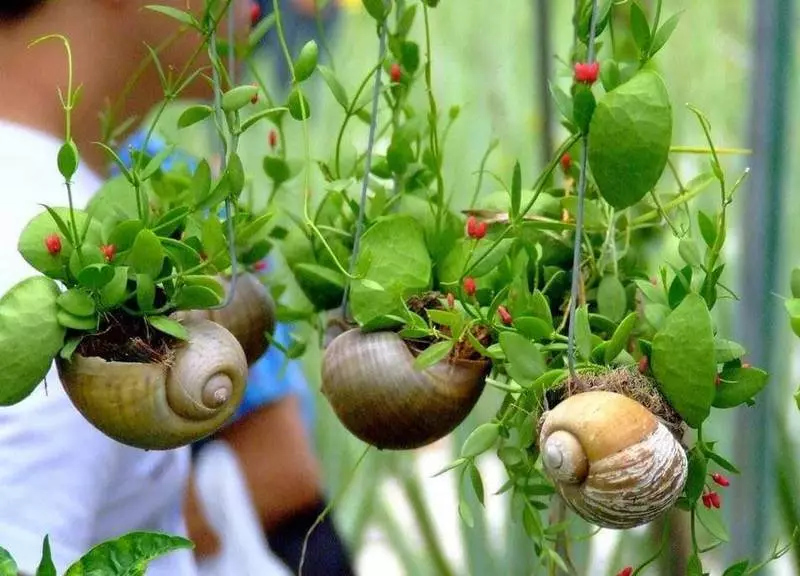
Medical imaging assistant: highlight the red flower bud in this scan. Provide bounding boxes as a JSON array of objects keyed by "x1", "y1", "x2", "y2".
[
  {"x1": 702, "y1": 493, "x2": 712, "y2": 508},
  {"x1": 390, "y1": 63, "x2": 402, "y2": 83},
  {"x1": 617, "y1": 568, "x2": 633, "y2": 576},
  {"x1": 497, "y1": 305, "x2": 512, "y2": 326},
  {"x1": 574, "y1": 61, "x2": 600, "y2": 84},
  {"x1": 269, "y1": 129, "x2": 278, "y2": 150},
  {"x1": 250, "y1": 2, "x2": 261, "y2": 25},
  {"x1": 101, "y1": 244, "x2": 116, "y2": 262},
  {"x1": 466, "y1": 216, "x2": 487, "y2": 240},
  {"x1": 638, "y1": 356, "x2": 649, "y2": 374},
  {"x1": 711, "y1": 473, "x2": 730, "y2": 487},
  {"x1": 709, "y1": 491, "x2": 721, "y2": 509},
  {"x1": 253, "y1": 260, "x2": 267, "y2": 272},
  {"x1": 251, "y1": 84, "x2": 259, "y2": 104},
  {"x1": 463, "y1": 277, "x2": 476, "y2": 297},
  {"x1": 560, "y1": 153, "x2": 571, "y2": 173},
  {"x1": 44, "y1": 233, "x2": 62, "y2": 255},
  {"x1": 446, "y1": 293, "x2": 455, "y2": 309}
]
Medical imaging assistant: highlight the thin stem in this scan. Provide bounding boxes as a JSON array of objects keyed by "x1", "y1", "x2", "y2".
[
  {"x1": 334, "y1": 62, "x2": 383, "y2": 178},
  {"x1": 670, "y1": 145, "x2": 751, "y2": 155},
  {"x1": 422, "y1": 3, "x2": 446, "y2": 237},
  {"x1": 340, "y1": 22, "x2": 388, "y2": 319},
  {"x1": 468, "y1": 139, "x2": 500, "y2": 209}
]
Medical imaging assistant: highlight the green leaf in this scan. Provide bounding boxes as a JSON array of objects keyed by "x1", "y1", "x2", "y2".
[
  {"x1": 679, "y1": 238, "x2": 703, "y2": 268},
  {"x1": 100, "y1": 267, "x2": 130, "y2": 309},
  {"x1": 713, "y1": 365, "x2": 769, "y2": 409},
  {"x1": 144, "y1": 5, "x2": 197, "y2": 27},
  {"x1": 714, "y1": 338, "x2": 746, "y2": 363},
  {"x1": 109, "y1": 220, "x2": 145, "y2": 252},
  {"x1": 127, "y1": 229, "x2": 165, "y2": 278},
  {"x1": 412, "y1": 339, "x2": 453, "y2": 370},
  {"x1": 698, "y1": 210, "x2": 717, "y2": 248},
  {"x1": 57, "y1": 289, "x2": 96, "y2": 317},
  {"x1": 706, "y1": 449, "x2": 740, "y2": 474},
  {"x1": 512, "y1": 316, "x2": 553, "y2": 341},
  {"x1": 239, "y1": 106, "x2": 287, "y2": 133},
  {"x1": 263, "y1": 156, "x2": 292, "y2": 185},
  {"x1": 650, "y1": 11, "x2": 683, "y2": 57},
  {"x1": 60, "y1": 336, "x2": 83, "y2": 361},
  {"x1": 175, "y1": 285, "x2": 222, "y2": 310},
  {"x1": 687, "y1": 554, "x2": 703, "y2": 576},
  {"x1": 318, "y1": 65, "x2": 349, "y2": 110},
  {"x1": 294, "y1": 40, "x2": 319, "y2": 82},
  {"x1": 461, "y1": 423, "x2": 501, "y2": 458},
  {"x1": 458, "y1": 498, "x2": 474, "y2": 528},
  {"x1": 177, "y1": 104, "x2": 213, "y2": 128},
  {"x1": 588, "y1": 70, "x2": 672, "y2": 209},
  {"x1": 221, "y1": 85, "x2": 259, "y2": 113},
  {"x1": 77, "y1": 264, "x2": 116, "y2": 291},
  {"x1": 0, "y1": 277, "x2": 65, "y2": 405},
  {"x1": 575, "y1": 305, "x2": 592, "y2": 361},
  {"x1": 293, "y1": 263, "x2": 346, "y2": 311},
  {"x1": 188, "y1": 160, "x2": 212, "y2": 206},
  {"x1": 36, "y1": 535, "x2": 56, "y2": 576},
  {"x1": 722, "y1": 561, "x2": 749, "y2": 576},
  {"x1": 148, "y1": 316, "x2": 189, "y2": 341},
  {"x1": 350, "y1": 215, "x2": 432, "y2": 330},
  {"x1": 605, "y1": 312, "x2": 637, "y2": 364},
  {"x1": 57, "y1": 309, "x2": 97, "y2": 331},
  {"x1": 201, "y1": 216, "x2": 231, "y2": 271},
  {"x1": 597, "y1": 275, "x2": 627, "y2": 322},
  {"x1": 600, "y1": 59, "x2": 621, "y2": 92},
  {"x1": 469, "y1": 464, "x2": 485, "y2": 506},
  {"x1": 785, "y1": 298, "x2": 800, "y2": 338},
  {"x1": 629, "y1": 1, "x2": 651, "y2": 53},
  {"x1": 57, "y1": 140, "x2": 79, "y2": 180},
  {"x1": 696, "y1": 504, "x2": 729, "y2": 542},
  {"x1": 791, "y1": 268, "x2": 800, "y2": 299},
  {"x1": 64, "y1": 531, "x2": 194, "y2": 576},
  {"x1": 684, "y1": 447, "x2": 707, "y2": 502},
  {"x1": 226, "y1": 152, "x2": 245, "y2": 197},
  {"x1": 651, "y1": 293, "x2": 716, "y2": 427},
  {"x1": 572, "y1": 86, "x2": 596, "y2": 135},
  {"x1": 362, "y1": 0, "x2": 391, "y2": 22},
  {"x1": 0, "y1": 545, "x2": 17, "y2": 576},
  {"x1": 510, "y1": 161, "x2": 521, "y2": 220},
  {"x1": 499, "y1": 332, "x2": 546, "y2": 383},
  {"x1": 136, "y1": 274, "x2": 156, "y2": 312},
  {"x1": 287, "y1": 87, "x2": 311, "y2": 121},
  {"x1": 141, "y1": 144, "x2": 176, "y2": 181}
]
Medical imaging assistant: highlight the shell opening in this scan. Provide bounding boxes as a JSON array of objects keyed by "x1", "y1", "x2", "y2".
[
  {"x1": 542, "y1": 430, "x2": 588, "y2": 484},
  {"x1": 202, "y1": 374, "x2": 233, "y2": 408}
]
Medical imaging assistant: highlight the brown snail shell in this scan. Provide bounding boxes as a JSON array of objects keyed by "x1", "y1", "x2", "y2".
[
  {"x1": 176, "y1": 272, "x2": 276, "y2": 365},
  {"x1": 321, "y1": 329, "x2": 490, "y2": 450},
  {"x1": 56, "y1": 317, "x2": 248, "y2": 450},
  {"x1": 538, "y1": 390, "x2": 688, "y2": 529}
]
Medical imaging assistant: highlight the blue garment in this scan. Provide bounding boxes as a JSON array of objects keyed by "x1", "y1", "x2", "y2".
[{"x1": 113, "y1": 131, "x2": 316, "y2": 435}]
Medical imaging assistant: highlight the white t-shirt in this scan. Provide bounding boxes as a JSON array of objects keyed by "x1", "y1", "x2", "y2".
[{"x1": 0, "y1": 120, "x2": 198, "y2": 576}]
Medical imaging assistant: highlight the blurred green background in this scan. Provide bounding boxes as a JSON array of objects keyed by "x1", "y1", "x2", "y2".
[{"x1": 156, "y1": 0, "x2": 800, "y2": 573}]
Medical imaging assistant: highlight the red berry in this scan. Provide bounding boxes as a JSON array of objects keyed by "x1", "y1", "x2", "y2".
[
  {"x1": 617, "y1": 568, "x2": 634, "y2": 576},
  {"x1": 497, "y1": 305, "x2": 512, "y2": 326},
  {"x1": 101, "y1": 244, "x2": 116, "y2": 262},
  {"x1": 702, "y1": 493, "x2": 712, "y2": 508},
  {"x1": 250, "y1": 2, "x2": 261, "y2": 25},
  {"x1": 638, "y1": 356, "x2": 649, "y2": 374},
  {"x1": 574, "y1": 61, "x2": 600, "y2": 84},
  {"x1": 390, "y1": 63, "x2": 402, "y2": 83},
  {"x1": 711, "y1": 473, "x2": 730, "y2": 487},
  {"x1": 560, "y1": 153, "x2": 571, "y2": 173},
  {"x1": 463, "y1": 277, "x2": 477, "y2": 297},
  {"x1": 709, "y1": 491, "x2": 721, "y2": 509},
  {"x1": 44, "y1": 233, "x2": 62, "y2": 255},
  {"x1": 466, "y1": 216, "x2": 487, "y2": 240},
  {"x1": 269, "y1": 129, "x2": 278, "y2": 150},
  {"x1": 446, "y1": 293, "x2": 455, "y2": 309}
]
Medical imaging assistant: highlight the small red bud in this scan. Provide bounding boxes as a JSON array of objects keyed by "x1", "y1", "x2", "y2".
[
  {"x1": 253, "y1": 260, "x2": 268, "y2": 272},
  {"x1": 711, "y1": 473, "x2": 730, "y2": 487},
  {"x1": 638, "y1": 356, "x2": 649, "y2": 374},
  {"x1": 268, "y1": 129, "x2": 278, "y2": 150},
  {"x1": 497, "y1": 305, "x2": 513, "y2": 326},
  {"x1": 463, "y1": 277, "x2": 477, "y2": 297},
  {"x1": 574, "y1": 61, "x2": 600, "y2": 84},
  {"x1": 446, "y1": 293, "x2": 455, "y2": 309},
  {"x1": 616, "y1": 568, "x2": 633, "y2": 576},
  {"x1": 101, "y1": 244, "x2": 116, "y2": 262},
  {"x1": 44, "y1": 233, "x2": 62, "y2": 255},
  {"x1": 702, "y1": 493, "x2": 712, "y2": 508},
  {"x1": 466, "y1": 216, "x2": 487, "y2": 240},
  {"x1": 390, "y1": 63, "x2": 402, "y2": 83},
  {"x1": 250, "y1": 2, "x2": 261, "y2": 25},
  {"x1": 560, "y1": 153, "x2": 571, "y2": 173},
  {"x1": 709, "y1": 491, "x2": 721, "y2": 509},
  {"x1": 251, "y1": 84, "x2": 259, "y2": 104}
]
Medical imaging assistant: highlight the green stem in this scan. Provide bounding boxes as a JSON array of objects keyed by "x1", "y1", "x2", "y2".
[
  {"x1": 334, "y1": 62, "x2": 383, "y2": 178},
  {"x1": 422, "y1": 3, "x2": 446, "y2": 238},
  {"x1": 468, "y1": 139, "x2": 500, "y2": 209}
]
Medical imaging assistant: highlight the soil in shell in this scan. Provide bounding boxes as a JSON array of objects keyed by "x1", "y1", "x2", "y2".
[{"x1": 75, "y1": 312, "x2": 182, "y2": 364}]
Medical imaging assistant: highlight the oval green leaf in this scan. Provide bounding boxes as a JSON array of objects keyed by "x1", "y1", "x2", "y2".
[
  {"x1": 64, "y1": 531, "x2": 194, "y2": 576},
  {"x1": 127, "y1": 229, "x2": 165, "y2": 278},
  {"x1": 712, "y1": 365, "x2": 769, "y2": 409},
  {"x1": 57, "y1": 289, "x2": 96, "y2": 317},
  {"x1": 148, "y1": 316, "x2": 189, "y2": 341}
]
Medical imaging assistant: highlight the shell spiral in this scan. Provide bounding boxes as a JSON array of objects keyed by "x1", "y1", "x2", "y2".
[
  {"x1": 321, "y1": 329, "x2": 489, "y2": 450},
  {"x1": 57, "y1": 317, "x2": 248, "y2": 450},
  {"x1": 538, "y1": 390, "x2": 688, "y2": 529}
]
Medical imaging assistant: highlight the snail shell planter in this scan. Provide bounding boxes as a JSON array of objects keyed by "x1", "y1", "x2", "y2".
[
  {"x1": 321, "y1": 328, "x2": 491, "y2": 450},
  {"x1": 537, "y1": 370, "x2": 689, "y2": 529},
  {"x1": 56, "y1": 314, "x2": 248, "y2": 451},
  {"x1": 174, "y1": 271, "x2": 276, "y2": 365}
]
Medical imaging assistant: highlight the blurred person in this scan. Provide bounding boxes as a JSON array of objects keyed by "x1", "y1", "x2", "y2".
[{"x1": 0, "y1": 1, "x2": 250, "y2": 575}]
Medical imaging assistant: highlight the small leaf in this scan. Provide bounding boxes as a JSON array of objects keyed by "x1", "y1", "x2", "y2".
[
  {"x1": 109, "y1": 220, "x2": 145, "y2": 252},
  {"x1": 696, "y1": 504, "x2": 730, "y2": 542},
  {"x1": 597, "y1": 275, "x2": 627, "y2": 322},
  {"x1": 287, "y1": 87, "x2": 311, "y2": 121},
  {"x1": 413, "y1": 339, "x2": 453, "y2": 370},
  {"x1": 57, "y1": 289, "x2": 96, "y2": 317},
  {"x1": 630, "y1": 1, "x2": 652, "y2": 53},
  {"x1": 57, "y1": 309, "x2": 97, "y2": 331},
  {"x1": 57, "y1": 140, "x2": 79, "y2": 180},
  {"x1": 144, "y1": 5, "x2": 198, "y2": 27},
  {"x1": 714, "y1": 338, "x2": 746, "y2": 363},
  {"x1": 64, "y1": 531, "x2": 194, "y2": 576},
  {"x1": 60, "y1": 336, "x2": 83, "y2": 361},
  {"x1": 458, "y1": 498, "x2": 474, "y2": 528},
  {"x1": 722, "y1": 561, "x2": 749, "y2": 576},
  {"x1": 175, "y1": 285, "x2": 222, "y2": 310},
  {"x1": 148, "y1": 316, "x2": 189, "y2": 340},
  {"x1": 136, "y1": 274, "x2": 156, "y2": 312},
  {"x1": 189, "y1": 160, "x2": 212, "y2": 206},
  {"x1": 575, "y1": 305, "x2": 592, "y2": 361},
  {"x1": 140, "y1": 144, "x2": 176, "y2": 180},
  {"x1": 572, "y1": 86, "x2": 596, "y2": 135},
  {"x1": 221, "y1": 85, "x2": 259, "y2": 113},
  {"x1": 77, "y1": 263, "x2": 115, "y2": 291},
  {"x1": 713, "y1": 365, "x2": 769, "y2": 408},
  {"x1": 226, "y1": 152, "x2": 245, "y2": 197},
  {"x1": 128, "y1": 229, "x2": 165, "y2": 278},
  {"x1": 510, "y1": 161, "x2": 521, "y2": 220},
  {"x1": 100, "y1": 266, "x2": 130, "y2": 309},
  {"x1": 684, "y1": 447, "x2": 707, "y2": 502},
  {"x1": 650, "y1": 11, "x2": 683, "y2": 57},
  {"x1": 318, "y1": 65, "x2": 349, "y2": 110},
  {"x1": 500, "y1": 332, "x2": 546, "y2": 383},
  {"x1": 469, "y1": 464, "x2": 485, "y2": 506},
  {"x1": 512, "y1": 316, "x2": 553, "y2": 341},
  {"x1": 263, "y1": 156, "x2": 292, "y2": 185},
  {"x1": 698, "y1": 210, "x2": 717, "y2": 248},
  {"x1": 0, "y1": 545, "x2": 17, "y2": 576},
  {"x1": 461, "y1": 423, "x2": 501, "y2": 458},
  {"x1": 791, "y1": 268, "x2": 800, "y2": 299},
  {"x1": 362, "y1": 0, "x2": 391, "y2": 22},
  {"x1": 605, "y1": 312, "x2": 638, "y2": 364},
  {"x1": 294, "y1": 40, "x2": 319, "y2": 82},
  {"x1": 36, "y1": 535, "x2": 57, "y2": 576},
  {"x1": 177, "y1": 105, "x2": 213, "y2": 128},
  {"x1": 687, "y1": 554, "x2": 703, "y2": 576}
]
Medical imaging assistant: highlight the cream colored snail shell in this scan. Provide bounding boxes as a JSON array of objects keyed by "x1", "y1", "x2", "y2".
[
  {"x1": 538, "y1": 390, "x2": 688, "y2": 529},
  {"x1": 176, "y1": 272, "x2": 276, "y2": 365},
  {"x1": 56, "y1": 317, "x2": 248, "y2": 450},
  {"x1": 321, "y1": 329, "x2": 490, "y2": 450}
]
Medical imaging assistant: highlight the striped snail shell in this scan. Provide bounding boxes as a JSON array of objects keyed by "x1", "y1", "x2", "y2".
[
  {"x1": 538, "y1": 390, "x2": 688, "y2": 529},
  {"x1": 321, "y1": 329, "x2": 490, "y2": 450},
  {"x1": 57, "y1": 316, "x2": 247, "y2": 450}
]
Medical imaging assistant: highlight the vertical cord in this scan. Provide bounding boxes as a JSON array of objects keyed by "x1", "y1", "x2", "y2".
[
  {"x1": 338, "y1": 21, "x2": 388, "y2": 321},
  {"x1": 566, "y1": 0, "x2": 599, "y2": 378}
]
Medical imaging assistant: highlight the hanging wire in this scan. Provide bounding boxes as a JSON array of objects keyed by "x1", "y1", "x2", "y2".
[
  {"x1": 339, "y1": 20, "x2": 389, "y2": 320},
  {"x1": 566, "y1": 0, "x2": 600, "y2": 378}
]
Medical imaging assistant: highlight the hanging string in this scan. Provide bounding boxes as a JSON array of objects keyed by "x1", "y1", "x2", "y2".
[
  {"x1": 339, "y1": 19, "x2": 388, "y2": 320},
  {"x1": 566, "y1": 0, "x2": 600, "y2": 379}
]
